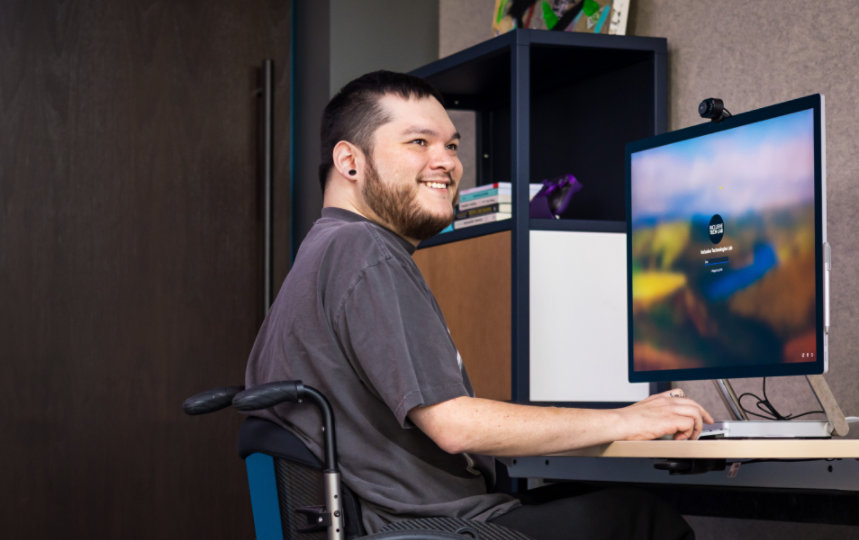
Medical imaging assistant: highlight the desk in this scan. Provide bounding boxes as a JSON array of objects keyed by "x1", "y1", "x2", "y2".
[
  {"x1": 553, "y1": 439, "x2": 859, "y2": 458},
  {"x1": 504, "y1": 439, "x2": 859, "y2": 524}
]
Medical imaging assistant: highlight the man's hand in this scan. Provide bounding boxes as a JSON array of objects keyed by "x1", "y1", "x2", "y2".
[{"x1": 618, "y1": 388, "x2": 715, "y2": 441}]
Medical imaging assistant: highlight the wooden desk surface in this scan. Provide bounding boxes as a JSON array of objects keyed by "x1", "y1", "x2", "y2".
[
  {"x1": 554, "y1": 439, "x2": 859, "y2": 460},
  {"x1": 507, "y1": 439, "x2": 859, "y2": 498}
]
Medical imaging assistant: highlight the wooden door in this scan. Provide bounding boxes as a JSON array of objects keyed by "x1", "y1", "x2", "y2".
[{"x1": 0, "y1": 1, "x2": 291, "y2": 537}]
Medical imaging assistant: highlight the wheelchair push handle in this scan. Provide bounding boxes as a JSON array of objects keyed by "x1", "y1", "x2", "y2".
[
  {"x1": 182, "y1": 385, "x2": 245, "y2": 415},
  {"x1": 232, "y1": 380, "x2": 305, "y2": 410}
]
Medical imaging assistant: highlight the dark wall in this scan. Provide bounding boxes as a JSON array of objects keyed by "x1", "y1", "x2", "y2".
[
  {"x1": 0, "y1": 1, "x2": 291, "y2": 537},
  {"x1": 292, "y1": 0, "x2": 329, "y2": 251}
]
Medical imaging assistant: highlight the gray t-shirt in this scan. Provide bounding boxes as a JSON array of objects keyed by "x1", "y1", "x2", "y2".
[{"x1": 245, "y1": 207, "x2": 518, "y2": 533}]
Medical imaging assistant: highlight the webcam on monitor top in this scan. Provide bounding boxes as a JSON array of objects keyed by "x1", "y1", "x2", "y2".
[{"x1": 698, "y1": 98, "x2": 732, "y2": 122}]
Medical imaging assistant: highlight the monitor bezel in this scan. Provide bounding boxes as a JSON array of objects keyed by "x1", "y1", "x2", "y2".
[{"x1": 625, "y1": 94, "x2": 827, "y2": 383}]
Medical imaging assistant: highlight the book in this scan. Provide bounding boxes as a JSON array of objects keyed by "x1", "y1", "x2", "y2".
[
  {"x1": 458, "y1": 182, "x2": 510, "y2": 197},
  {"x1": 453, "y1": 212, "x2": 512, "y2": 230},
  {"x1": 436, "y1": 223, "x2": 454, "y2": 235},
  {"x1": 458, "y1": 193, "x2": 512, "y2": 211},
  {"x1": 458, "y1": 182, "x2": 542, "y2": 204},
  {"x1": 459, "y1": 188, "x2": 510, "y2": 203},
  {"x1": 455, "y1": 202, "x2": 512, "y2": 219},
  {"x1": 458, "y1": 183, "x2": 511, "y2": 203}
]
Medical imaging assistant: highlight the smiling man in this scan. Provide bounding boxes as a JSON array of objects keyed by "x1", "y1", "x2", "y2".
[
  {"x1": 323, "y1": 91, "x2": 462, "y2": 245},
  {"x1": 245, "y1": 71, "x2": 710, "y2": 539}
]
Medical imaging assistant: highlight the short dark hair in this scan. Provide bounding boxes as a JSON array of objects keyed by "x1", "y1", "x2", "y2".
[{"x1": 318, "y1": 70, "x2": 445, "y2": 192}]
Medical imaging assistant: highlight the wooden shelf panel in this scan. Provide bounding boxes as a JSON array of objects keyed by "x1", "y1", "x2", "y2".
[{"x1": 414, "y1": 231, "x2": 512, "y2": 401}]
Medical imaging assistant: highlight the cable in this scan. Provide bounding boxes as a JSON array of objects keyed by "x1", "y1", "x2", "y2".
[{"x1": 738, "y1": 377, "x2": 824, "y2": 421}]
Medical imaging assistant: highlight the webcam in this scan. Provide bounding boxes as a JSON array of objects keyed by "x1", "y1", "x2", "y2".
[{"x1": 698, "y1": 98, "x2": 732, "y2": 122}]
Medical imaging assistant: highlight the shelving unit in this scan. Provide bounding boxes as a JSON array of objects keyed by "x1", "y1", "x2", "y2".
[{"x1": 411, "y1": 29, "x2": 666, "y2": 405}]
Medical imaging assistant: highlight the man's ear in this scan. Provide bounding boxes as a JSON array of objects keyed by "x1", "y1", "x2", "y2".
[{"x1": 332, "y1": 141, "x2": 363, "y2": 182}]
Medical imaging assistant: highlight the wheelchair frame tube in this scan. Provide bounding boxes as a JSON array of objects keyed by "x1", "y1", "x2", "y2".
[
  {"x1": 302, "y1": 385, "x2": 345, "y2": 539},
  {"x1": 302, "y1": 385, "x2": 338, "y2": 471},
  {"x1": 324, "y1": 470, "x2": 346, "y2": 540}
]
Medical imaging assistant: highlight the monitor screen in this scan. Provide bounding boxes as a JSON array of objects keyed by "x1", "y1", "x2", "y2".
[{"x1": 626, "y1": 94, "x2": 828, "y2": 382}]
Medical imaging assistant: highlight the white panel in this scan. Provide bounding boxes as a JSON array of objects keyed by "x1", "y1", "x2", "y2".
[{"x1": 529, "y1": 230, "x2": 649, "y2": 402}]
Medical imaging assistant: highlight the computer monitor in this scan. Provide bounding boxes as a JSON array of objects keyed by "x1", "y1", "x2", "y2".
[{"x1": 626, "y1": 94, "x2": 828, "y2": 384}]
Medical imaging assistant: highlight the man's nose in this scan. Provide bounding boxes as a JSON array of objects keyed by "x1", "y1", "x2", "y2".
[{"x1": 429, "y1": 145, "x2": 458, "y2": 173}]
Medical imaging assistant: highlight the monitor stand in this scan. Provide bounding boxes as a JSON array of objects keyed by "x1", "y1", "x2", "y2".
[{"x1": 706, "y1": 375, "x2": 849, "y2": 438}]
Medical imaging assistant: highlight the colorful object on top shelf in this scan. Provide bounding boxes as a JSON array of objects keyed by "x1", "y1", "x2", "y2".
[{"x1": 492, "y1": 0, "x2": 630, "y2": 36}]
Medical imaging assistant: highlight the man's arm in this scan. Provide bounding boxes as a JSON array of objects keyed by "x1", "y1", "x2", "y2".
[{"x1": 408, "y1": 389, "x2": 714, "y2": 457}]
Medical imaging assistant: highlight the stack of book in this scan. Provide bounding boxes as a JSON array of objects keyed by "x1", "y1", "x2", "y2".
[{"x1": 451, "y1": 182, "x2": 542, "y2": 230}]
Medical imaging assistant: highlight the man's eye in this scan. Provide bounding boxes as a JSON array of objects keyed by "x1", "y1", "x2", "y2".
[
  {"x1": 447, "y1": 143, "x2": 459, "y2": 151},
  {"x1": 410, "y1": 139, "x2": 427, "y2": 146}
]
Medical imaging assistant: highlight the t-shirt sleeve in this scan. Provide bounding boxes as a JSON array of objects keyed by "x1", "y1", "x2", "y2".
[{"x1": 331, "y1": 256, "x2": 470, "y2": 427}]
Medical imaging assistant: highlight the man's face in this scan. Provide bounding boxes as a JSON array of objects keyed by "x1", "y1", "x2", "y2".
[{"x1": 359, "y1": 94, "x2": 462, "y2": 243}]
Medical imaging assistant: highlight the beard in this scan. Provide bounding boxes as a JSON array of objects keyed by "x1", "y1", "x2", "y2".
[{"x1": 362, "y1": 159, "x2": 456, "y2": 242}]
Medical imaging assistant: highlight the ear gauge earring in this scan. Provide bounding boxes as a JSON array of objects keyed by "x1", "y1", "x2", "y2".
[{"x1": 348, "y1": 169, "x2": 357, "y2": 176}]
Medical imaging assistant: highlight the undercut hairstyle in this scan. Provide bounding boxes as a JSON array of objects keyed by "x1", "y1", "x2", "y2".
[{"x1": 318, "y1": 70, "x2": 445, "y2": 192}]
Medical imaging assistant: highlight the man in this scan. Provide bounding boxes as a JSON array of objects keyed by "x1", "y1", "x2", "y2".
[{"x1": 246, "y1": 70, "x2": 713, "y2": 539}]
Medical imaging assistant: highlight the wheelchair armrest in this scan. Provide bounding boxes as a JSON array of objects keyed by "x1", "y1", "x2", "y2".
[{"x1": 182, "y1": 385, "x2": 245, "y2": 415}]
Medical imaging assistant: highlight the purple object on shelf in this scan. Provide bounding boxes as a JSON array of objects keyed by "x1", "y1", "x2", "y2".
[{"x1": 529, "y1": 173, "x2": 583, "y2": 219}]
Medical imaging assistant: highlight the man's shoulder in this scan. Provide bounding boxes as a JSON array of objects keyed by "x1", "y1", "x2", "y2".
[
  {"x1": 299, "y1": 214, "x2": 409, "y2": 278},
  {"x1": 288, "y1": 214, "x2": 423, "y2": 312},
  {"x1": 315, "y1": 215, "x2": 389, "y2": 254},
  {"x1": 313, "y1": 211, "x2": 410, "y2": 260}
]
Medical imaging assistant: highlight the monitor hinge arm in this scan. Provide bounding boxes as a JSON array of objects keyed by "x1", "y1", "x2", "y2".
[
  {"x1": 712, "y1": 379, "x2": 748, "y2": 421},
  {"x1": 806, "y1": 374, "x2": 849, "y2": 436}
]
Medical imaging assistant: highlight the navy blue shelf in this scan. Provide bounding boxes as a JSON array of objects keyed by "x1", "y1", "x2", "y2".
[
  {"x1": 418, "y1": 218, "x2": 625, "y2": 250},
  {"x1": 410, "y1": 29, "x2": 667, "y2": 405},
  {"x1": 529, "y1": 218, "x2": 625, "y2": 233},
  {"x1": 418, "y1": 219, "x2": 512, "y2": 249}
]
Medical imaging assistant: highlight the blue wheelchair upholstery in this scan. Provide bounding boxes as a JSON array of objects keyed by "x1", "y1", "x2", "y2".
[{"x1": 244, "y1": 452, "x2": 288, "y2": 539}]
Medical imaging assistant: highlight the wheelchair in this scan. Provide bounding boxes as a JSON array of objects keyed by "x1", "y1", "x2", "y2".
[{"x1": 183, "y1": 381, "x2": 531, "y2": 540}]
